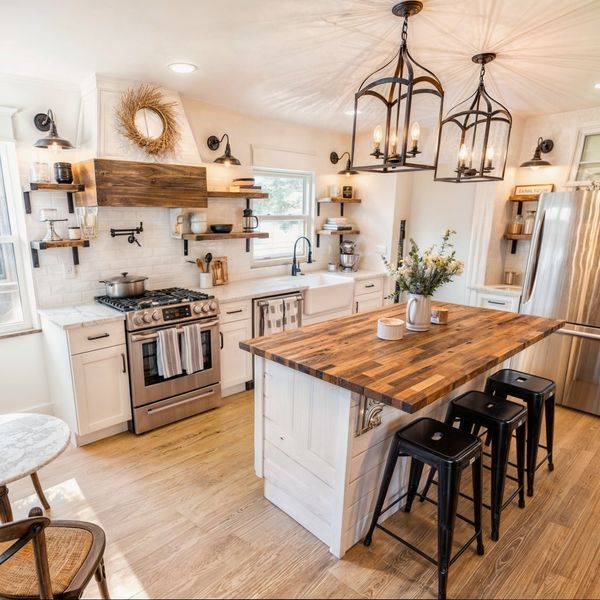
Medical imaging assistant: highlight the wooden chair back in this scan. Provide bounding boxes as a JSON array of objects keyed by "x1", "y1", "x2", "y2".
[{"x1": 0, "y1": 508, "x2": 53, "y2": 599}]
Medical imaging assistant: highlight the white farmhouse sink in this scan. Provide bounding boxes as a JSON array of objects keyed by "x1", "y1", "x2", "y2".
[{"x1": 301, "y1": 274, "x2": 354, "y2": 315}]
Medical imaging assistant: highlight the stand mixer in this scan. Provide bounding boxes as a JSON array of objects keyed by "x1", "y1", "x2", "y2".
[{"x1": 339, "y1": 240, "x2": 359, "y2": 272}]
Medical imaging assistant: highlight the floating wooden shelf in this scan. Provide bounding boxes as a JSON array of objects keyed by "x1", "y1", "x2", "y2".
[
  {"x1": 508, "y1": 194, "x2": 540, "y2": 202},
  {"x1": 503, "y1": 233, "x2": 532, "y2": 241},
  {"x1": 30, "y1": 239, "x2": 90, "y2": 268},
  {"x1": 207, "y1": 190, "x2": 269, "y2": 199},
  {"x1": 317, "y1": 197, "x2": 361, "y2": 217},
  {"x1": 182, "y1": 231, "x2": 269, "y2": 255},
  {"x1": 315, "y1": 229, "x2": 360, "y2": 248},
  {"x1": 24, "y1": 182, "x2": 86, "y2": 214}
]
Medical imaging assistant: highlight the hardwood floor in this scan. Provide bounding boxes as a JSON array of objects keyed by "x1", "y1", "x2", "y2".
[{"x1": 7, "y1": 392, "x2": 600, "y2": 599}]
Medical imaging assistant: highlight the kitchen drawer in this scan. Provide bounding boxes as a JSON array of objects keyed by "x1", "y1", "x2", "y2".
[
  {"x1": 220, "y1": 299, "x2": 252, "y2": 324},
  {"x1": 354, "y1": 277, "x2": 383, "y2": 297},
  {"x1": 476, "y1": 293, "x2": 520, "y2": 313},
  {"x1": 68, "y1": 320, "x2": 126, "y2": 355}
]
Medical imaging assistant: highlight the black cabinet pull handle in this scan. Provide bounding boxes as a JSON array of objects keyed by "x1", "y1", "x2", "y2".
[
  {"x1": 226, "y1": 309, "x2": 244, "y2": 314},
  {"x1": 487, "y1": 300, "x2": 507, "y2": 306},
  {"x1": 365, "y1": 284, "x2": 375, "y2": 288},
  {"x1": 220, "y1": 332, "x2": 224, "y2": 349},
  {"x1": 87, "y1": 333, "x2": 110, "y2": 341},
  {"x1": 121, "y1": 353, "x2": 127, "y2": 373}
]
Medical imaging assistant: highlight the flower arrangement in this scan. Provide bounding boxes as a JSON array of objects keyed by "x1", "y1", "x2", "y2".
[{"x1": 384, "y1": 229, "x2": 464, "y2": 298}]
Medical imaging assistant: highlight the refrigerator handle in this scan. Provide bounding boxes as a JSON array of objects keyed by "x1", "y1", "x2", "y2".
[{"x1": 522, "y1": 210, "x2": 546, "y2": 304}]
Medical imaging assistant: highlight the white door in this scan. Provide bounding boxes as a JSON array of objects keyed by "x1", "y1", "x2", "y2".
[
  {"x1": 71, "y1": 344, "x2": 132, "y2": 435},
  {"x1": 220, "y1": 319, "x2": 253, "y2": 392},
  {"x1": 354, "y1": 292, "x2": 383, "y2": 313}
]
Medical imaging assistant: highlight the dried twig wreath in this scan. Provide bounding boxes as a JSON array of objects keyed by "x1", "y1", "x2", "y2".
[{"x1": 116, "y1": 84, "x2": 180, "y2": 156}]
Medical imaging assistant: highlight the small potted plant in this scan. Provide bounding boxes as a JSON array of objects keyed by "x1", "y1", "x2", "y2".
[{"x1": 383, "y1": 229, "x2": 464, "y2": 331}]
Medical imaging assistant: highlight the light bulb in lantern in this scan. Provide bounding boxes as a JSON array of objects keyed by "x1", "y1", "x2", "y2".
[
  {"x1": 373, "y1": 125, "x2": 383, "y2": 149},
  {"x1": 458, "y1": 143, "x2": 469, "y2": 167},
  {"x1": 410, "y1": 122, "x2": 420, "y2": 145},
  {"x1": 390, "y1": 130, "x2": 398, "y2": 155},
  {"x1": 485, "y1": 146, "x2": 495, "y2": 170}
]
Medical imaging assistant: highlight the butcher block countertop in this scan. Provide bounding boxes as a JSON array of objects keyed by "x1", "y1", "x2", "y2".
[{"x1": 240, "y1": 302, "x2": 564, "y2": 414}]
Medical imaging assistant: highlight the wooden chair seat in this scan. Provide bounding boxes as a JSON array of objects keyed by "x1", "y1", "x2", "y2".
[{"x1": 0, "y1": 519, "x2": 107, "y2": 599}]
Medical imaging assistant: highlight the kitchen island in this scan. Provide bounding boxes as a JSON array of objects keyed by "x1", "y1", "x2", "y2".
[{"x1": 240, "y1": 302, "x2": 563, "y2": 557}]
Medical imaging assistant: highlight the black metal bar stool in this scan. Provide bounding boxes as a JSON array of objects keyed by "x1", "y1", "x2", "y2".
[
  {"x1": 421, "y1": 391, "x2": 527, "y2": 541},
  {"x1": 485, "y1": 369, "x2": 556, "y2": 497},
  {"x1": 363, "y1": 417, "x2": 484, "y2": 600}
]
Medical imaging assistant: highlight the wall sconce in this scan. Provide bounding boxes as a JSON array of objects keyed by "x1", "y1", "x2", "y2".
[
  {"x1": 520, "y1": 137, "x2": 554, "y2": 169},
  {"x1": 330, "y1": 151, "x2": 359, "y2": 177},
  {"x1": 207, "y1": 133, "x2": 241, "y2": 166},
  {"x1": 33, "y1": 109, "x2": 74, "y2": 151}
]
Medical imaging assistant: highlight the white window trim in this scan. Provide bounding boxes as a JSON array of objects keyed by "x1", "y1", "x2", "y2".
[
  {"x1": 250, "y1": 167, "x2": 315, "y2": 268},
  {"x1": 0, "y1": 142, "x2": 36, "y2": 333},
  {"x1": 567, "y1": 124, "x2": 600, "y2": 185}
]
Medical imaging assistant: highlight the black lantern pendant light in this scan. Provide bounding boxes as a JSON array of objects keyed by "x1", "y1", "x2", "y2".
[
  {"x1": 330, "y1": 151, "x2": 359, "y2": 176},
  {"x1": 33, "y1": 109, "x2": 74, "y2": 150},
  {"x1": 435, "y1": 53, "x2": 512, "y2": 183},
  {"x1": 349, "y1": 1, "x2": 444, "y2": 174},
  {"x1": 207, "y1": 133, "x2": 241, "y2": 166}
]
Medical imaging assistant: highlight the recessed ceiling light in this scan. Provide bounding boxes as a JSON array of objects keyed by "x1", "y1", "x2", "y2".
[
  {"x1": 168, "y1": 62, "x2": 198, "y2": 74},
  {"x1": 595, "y1": 82, "x2": 600, "y2": 89},
  {"x1": 345, "y1": 109, "x2": 362, "y2": 116}
]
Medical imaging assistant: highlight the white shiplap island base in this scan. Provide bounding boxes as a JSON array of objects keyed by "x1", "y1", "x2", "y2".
[
  {"x1": 253, "y1": 356, "x2": 489, "y2": 558},
  {"x1": 243, "y1": 303, "x2": 563, "y2": 557}
]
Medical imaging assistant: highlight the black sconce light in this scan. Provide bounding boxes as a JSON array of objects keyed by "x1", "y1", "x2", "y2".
[
  {"x1": 330, "y1": 151, "x2": 359, "y2": 177},
  {"x1": 520, "y1": 137, "x2": 554, "y2": 169},
  {"x1": 206, "y1": 133, "x2": 241, "y2": 166},
  {"x1": 33, "y1": 109, "x2": 74, "y2": 150}
]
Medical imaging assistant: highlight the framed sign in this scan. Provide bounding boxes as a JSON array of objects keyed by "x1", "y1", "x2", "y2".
[{"x1": 513, "y1": 183, "x2": 554, "y2": 197}]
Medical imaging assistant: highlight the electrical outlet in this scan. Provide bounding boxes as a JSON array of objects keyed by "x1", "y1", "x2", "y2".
[{"x1": 63, "y1": 263, "x2": 76, "y2": 279}]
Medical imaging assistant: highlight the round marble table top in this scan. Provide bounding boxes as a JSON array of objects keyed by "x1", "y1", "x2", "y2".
[{"x1": 0, "y1": 413, "x2": 70, "y2": 486}]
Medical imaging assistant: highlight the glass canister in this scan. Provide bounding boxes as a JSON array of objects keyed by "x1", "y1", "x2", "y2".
[
  {"x1": 75, "y1": 206, "x2": 98, "y2": 240},
  {"x1": 30, "y1": 162, "x2": 50, "y2": 183},
  {"x1": 523, "y1": 210, "x2": 536, "y2": 235},
  {"x1": 507, "y1": 214, "x2": 524, "y2": 235},
  {"x1": 54, "y1": 162, "x2": 73, "y2": 184}
]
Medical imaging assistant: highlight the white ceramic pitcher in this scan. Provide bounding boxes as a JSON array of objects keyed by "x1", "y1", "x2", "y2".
[{"x1": 406, "y1": 293, "x2": 432, "y2": 332}]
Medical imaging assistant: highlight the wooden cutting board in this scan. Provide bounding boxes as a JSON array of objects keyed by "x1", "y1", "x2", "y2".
[{"x1": 211, "y1": 257, "x2": 229, "y2": 286}]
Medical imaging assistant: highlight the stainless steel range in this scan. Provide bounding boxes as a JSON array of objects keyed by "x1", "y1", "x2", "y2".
[{"x1": 96, "y1": 288, "x2": 221, "y2": 434}]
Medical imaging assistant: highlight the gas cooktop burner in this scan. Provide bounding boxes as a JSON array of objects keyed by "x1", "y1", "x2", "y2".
[{"x1": 96, "y1": 287, "x2": 214, "y2": 312}]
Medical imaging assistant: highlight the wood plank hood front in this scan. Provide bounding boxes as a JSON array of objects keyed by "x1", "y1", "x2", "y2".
[{"x1": 73, "y1": 159, "x2": 208, "y2": 208}]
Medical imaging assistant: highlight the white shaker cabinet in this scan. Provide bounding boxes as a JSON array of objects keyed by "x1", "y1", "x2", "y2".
[
  {"x1": 219, "y1": 300, "x2": 253, "y2": 397},
  {"x1": 353, "y1": 276, "x2": 384, "y2": 314},
  {"x1": 41, "y1": 317, "x2": 132, "y2": 446}
]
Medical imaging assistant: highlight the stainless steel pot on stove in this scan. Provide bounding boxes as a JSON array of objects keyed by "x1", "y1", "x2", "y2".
[{"x1": 99, "y1": 272, "x2": 148, "y2": 298}]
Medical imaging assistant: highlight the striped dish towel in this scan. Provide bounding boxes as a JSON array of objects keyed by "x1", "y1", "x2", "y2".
[
  {"x1": 181, "y1": 323, "x2": 205, "y2": 374},
  {"x1": 261, "y1": 299, "x2": 284, "y2": 335},
  {"x1": 157, "y1": 328, "x2": 182, "y2": 379}
]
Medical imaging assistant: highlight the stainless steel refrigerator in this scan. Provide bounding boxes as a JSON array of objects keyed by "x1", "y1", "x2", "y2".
[{"x1": 516, "y1": 189, "x2": 600, "y2": 416}]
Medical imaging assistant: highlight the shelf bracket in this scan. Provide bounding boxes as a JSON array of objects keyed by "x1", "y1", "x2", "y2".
[
  {"x1": 511, "y1": 240, "x2": 518, "y2": 254},
  {"x1": 72, "y1": 247, "x2": 80, "y2": 265},
  {"x1": 317, "y1": 202, "x2": 320, "y2": 217},
  {"x1": 183, "y1": 239, "x2": 189, "y2": 256},
  {"x1": 23, "y1": 191, "x2": 32, "y2": 214},
  {"x1": 316, "y1": 233, "x2": 320, "y2": 248},
  {"x1": 355, "y1": 394, "x2": 385, "y2": 436},
  {"x1": 66, "y1": 192, "x2": 75, "y2": 214},
  {"x1": 246, "y1": 239, "x2": 250, "y2": 252},
  {"x1": 31, "y1": 248, "x2": 39, "y2": 268}
]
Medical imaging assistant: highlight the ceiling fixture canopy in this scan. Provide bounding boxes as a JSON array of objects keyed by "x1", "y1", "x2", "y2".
[
  {"x1": 33, "y1": 109, "x2": 74, "y2": 151},
  {"x1": 330, "y1": 151, "x2": 358, "y2": 176},
  {"x1": 435, "y1": 53, "x2": 512, "y2": 183},
  {"x1": 207, "y1": 133, "x2": 241, "y2": 166},
  {"x1": 349, "y1": 0, "x2": 444, "y2": 174},
  {"x1": 520, "y1": 137, "x2": 554, "y2": 169},
  {"x1": 168, "y1": 62, "x2": 198, "y2": 74}
]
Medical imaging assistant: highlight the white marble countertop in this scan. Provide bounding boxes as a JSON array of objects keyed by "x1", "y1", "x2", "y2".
[
  {"x1": 470, "y1": 284, "x2": 523, "y2": 298},
  {"x1": 38, "y1": 303, "x2": 125, "y2": 330},
  {"x1": 192, "y1": 270, "x2": 387, "y2": 304}
]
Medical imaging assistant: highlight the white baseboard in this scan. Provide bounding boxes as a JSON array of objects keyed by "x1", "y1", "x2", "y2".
[{"x1": 5, "y1": 402, "x2": 54, "y2": 416}]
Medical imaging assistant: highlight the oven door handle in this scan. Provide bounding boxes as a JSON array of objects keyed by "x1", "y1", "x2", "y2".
[{"x1": 130, "y1": 319, "x2": 219, "y2": 342}]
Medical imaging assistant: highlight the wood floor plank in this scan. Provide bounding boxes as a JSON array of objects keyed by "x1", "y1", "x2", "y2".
[{"x1": 6, "y1": 393, "x2": 600, "y2": 599}]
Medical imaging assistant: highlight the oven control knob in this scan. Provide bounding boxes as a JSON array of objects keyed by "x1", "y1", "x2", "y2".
[
  {"x1": 152, "y1": 310, "x2": 161, "y2": 321},
  {"x1": 209, "y1": 301, "x2": 217, "y2": 311},
  {"x1": 142, "y1": 313, "x2": 152, "y2": 324},
  {"x1": 201, "y1": 303, "x2": 210, "y2": 313},
  {"x1": 193, "y1": 304, "x2": 203, "y2": 314},
  {"x1": 133, "y1": 315, "x2": 144, "y2": 326}
]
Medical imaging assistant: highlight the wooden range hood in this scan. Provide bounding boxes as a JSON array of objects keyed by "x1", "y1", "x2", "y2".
[{"x1": 73, "y1": 159, "x2": 207, "y2": 208}]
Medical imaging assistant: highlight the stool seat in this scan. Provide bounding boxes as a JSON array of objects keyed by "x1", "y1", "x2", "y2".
[
  {"x1": 453, "y1": 391, "x2": 527, "y2": 426},
  {"x1": 487, "y1": 369, "x2": 555, "y2": 400},
  {"x1": 396, "y1": 418, "x2": 481, "y2": 464}
]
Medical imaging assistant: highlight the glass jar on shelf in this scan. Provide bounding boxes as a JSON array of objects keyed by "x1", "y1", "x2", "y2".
[
  {"x1": 523, "y1": 210, "x2": 536, "y2": 235},
  {"x1": 75, "y1": 206, "x2": 98, "y2": 240},
  {"x1": 507, "y1": 214, "x2": 524, "y2": 235}
]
